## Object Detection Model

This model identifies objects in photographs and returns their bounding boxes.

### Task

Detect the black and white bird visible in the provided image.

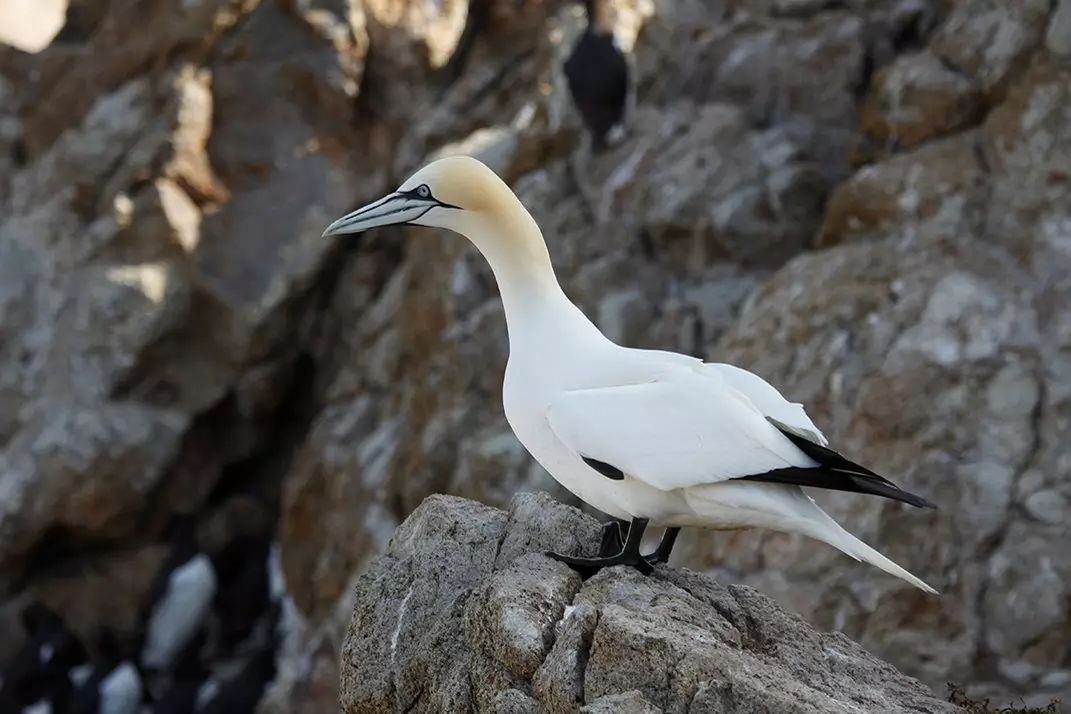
[321,155,940,593]
[0,603,86,712]
[137,518,218,674]
[563,0,631,152]
[146,636,209,714]
[64,631,142,714]
[207,533,272,657]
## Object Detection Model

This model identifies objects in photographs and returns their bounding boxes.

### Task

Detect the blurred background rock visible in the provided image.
[0,0,1069,711]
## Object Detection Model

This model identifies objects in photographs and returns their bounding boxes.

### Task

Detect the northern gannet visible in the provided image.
[563,0,631,151]
[322,155,939,593]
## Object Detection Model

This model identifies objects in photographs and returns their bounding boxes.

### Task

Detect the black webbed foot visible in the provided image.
[546,549,654,579]
[547,518,653,580]
[642,527,680,566]
[598,520,626,557]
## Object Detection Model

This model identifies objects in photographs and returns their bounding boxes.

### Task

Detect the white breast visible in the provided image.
[98,663,143,714]
[140,554,217,670]
[502,367,688,524]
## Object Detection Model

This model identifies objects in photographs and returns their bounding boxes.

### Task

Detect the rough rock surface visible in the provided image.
[340,492,959,714]
[1,0,1070,710]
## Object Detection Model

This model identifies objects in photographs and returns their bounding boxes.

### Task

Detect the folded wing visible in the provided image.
[546,363,937,508]
[701,363,829,446]
[545,367,815,492]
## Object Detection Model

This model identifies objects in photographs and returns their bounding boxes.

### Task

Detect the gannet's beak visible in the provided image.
[321,186,459,237]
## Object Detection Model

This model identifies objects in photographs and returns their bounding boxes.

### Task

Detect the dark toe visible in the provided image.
[545,551,605,581]
[598,521,626,557]
[631,558,654,576]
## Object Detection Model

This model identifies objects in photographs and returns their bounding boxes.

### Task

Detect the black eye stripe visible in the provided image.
[396,185,462,211]
[401,185,433,200]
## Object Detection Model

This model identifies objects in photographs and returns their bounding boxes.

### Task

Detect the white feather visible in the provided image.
[140,554,217,670]
[195,678,219,710]
[69,664,93,688]
[546,365,818,491]
[701,363,829,446]
[267,541,286,601]
[98,663,142,714]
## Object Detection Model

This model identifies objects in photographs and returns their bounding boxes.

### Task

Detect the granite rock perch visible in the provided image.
[339,492,958,714]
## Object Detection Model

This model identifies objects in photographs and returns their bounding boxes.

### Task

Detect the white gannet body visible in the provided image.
[322,155,938,594]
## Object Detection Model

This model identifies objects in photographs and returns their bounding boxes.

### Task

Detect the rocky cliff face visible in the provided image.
[1,0,1070,711]
[340,492,960,714]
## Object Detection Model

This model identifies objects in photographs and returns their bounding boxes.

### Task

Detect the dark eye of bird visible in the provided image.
[417,184,430,198]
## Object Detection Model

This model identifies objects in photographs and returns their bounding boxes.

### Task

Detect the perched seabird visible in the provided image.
[0,603,86,710]
[207,533,273,656]
[146,640,209,714]
[559,0,636,224]
[19,603,87,669]
[137,519,218,672]
[320,155,939,593]
[563,0,631,152]
[65,632,142,714]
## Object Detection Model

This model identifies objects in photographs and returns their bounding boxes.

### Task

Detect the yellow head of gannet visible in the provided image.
[322,155,559,311]
[322,155,532,240]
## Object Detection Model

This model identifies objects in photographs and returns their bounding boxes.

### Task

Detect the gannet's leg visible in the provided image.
[547,518,653,578]
[598,519,626,556]
[642,527,680,566]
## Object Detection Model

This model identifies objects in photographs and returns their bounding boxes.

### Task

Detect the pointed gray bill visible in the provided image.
[321,185,458,237]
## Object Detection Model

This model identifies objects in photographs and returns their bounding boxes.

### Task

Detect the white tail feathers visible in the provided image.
[685,482,939,594]
[816,521,937,594]
[792,495,938,594]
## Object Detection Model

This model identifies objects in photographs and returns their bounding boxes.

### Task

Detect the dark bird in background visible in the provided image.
[0,602,87,712]
[0,511,289,714]
[563,0,631,152]
[208,532,274,655]
[147,637,210,714]
[64,630,142,714]
[135,516,218,675]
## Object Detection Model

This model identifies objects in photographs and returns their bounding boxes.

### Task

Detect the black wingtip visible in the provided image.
[765,417,938,510]
[740,467,939,510]
[888,488,938,509]
[844,472,939,510]
[845,472,938,510]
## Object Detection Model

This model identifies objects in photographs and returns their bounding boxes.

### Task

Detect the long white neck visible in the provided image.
[444,204,608,355]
